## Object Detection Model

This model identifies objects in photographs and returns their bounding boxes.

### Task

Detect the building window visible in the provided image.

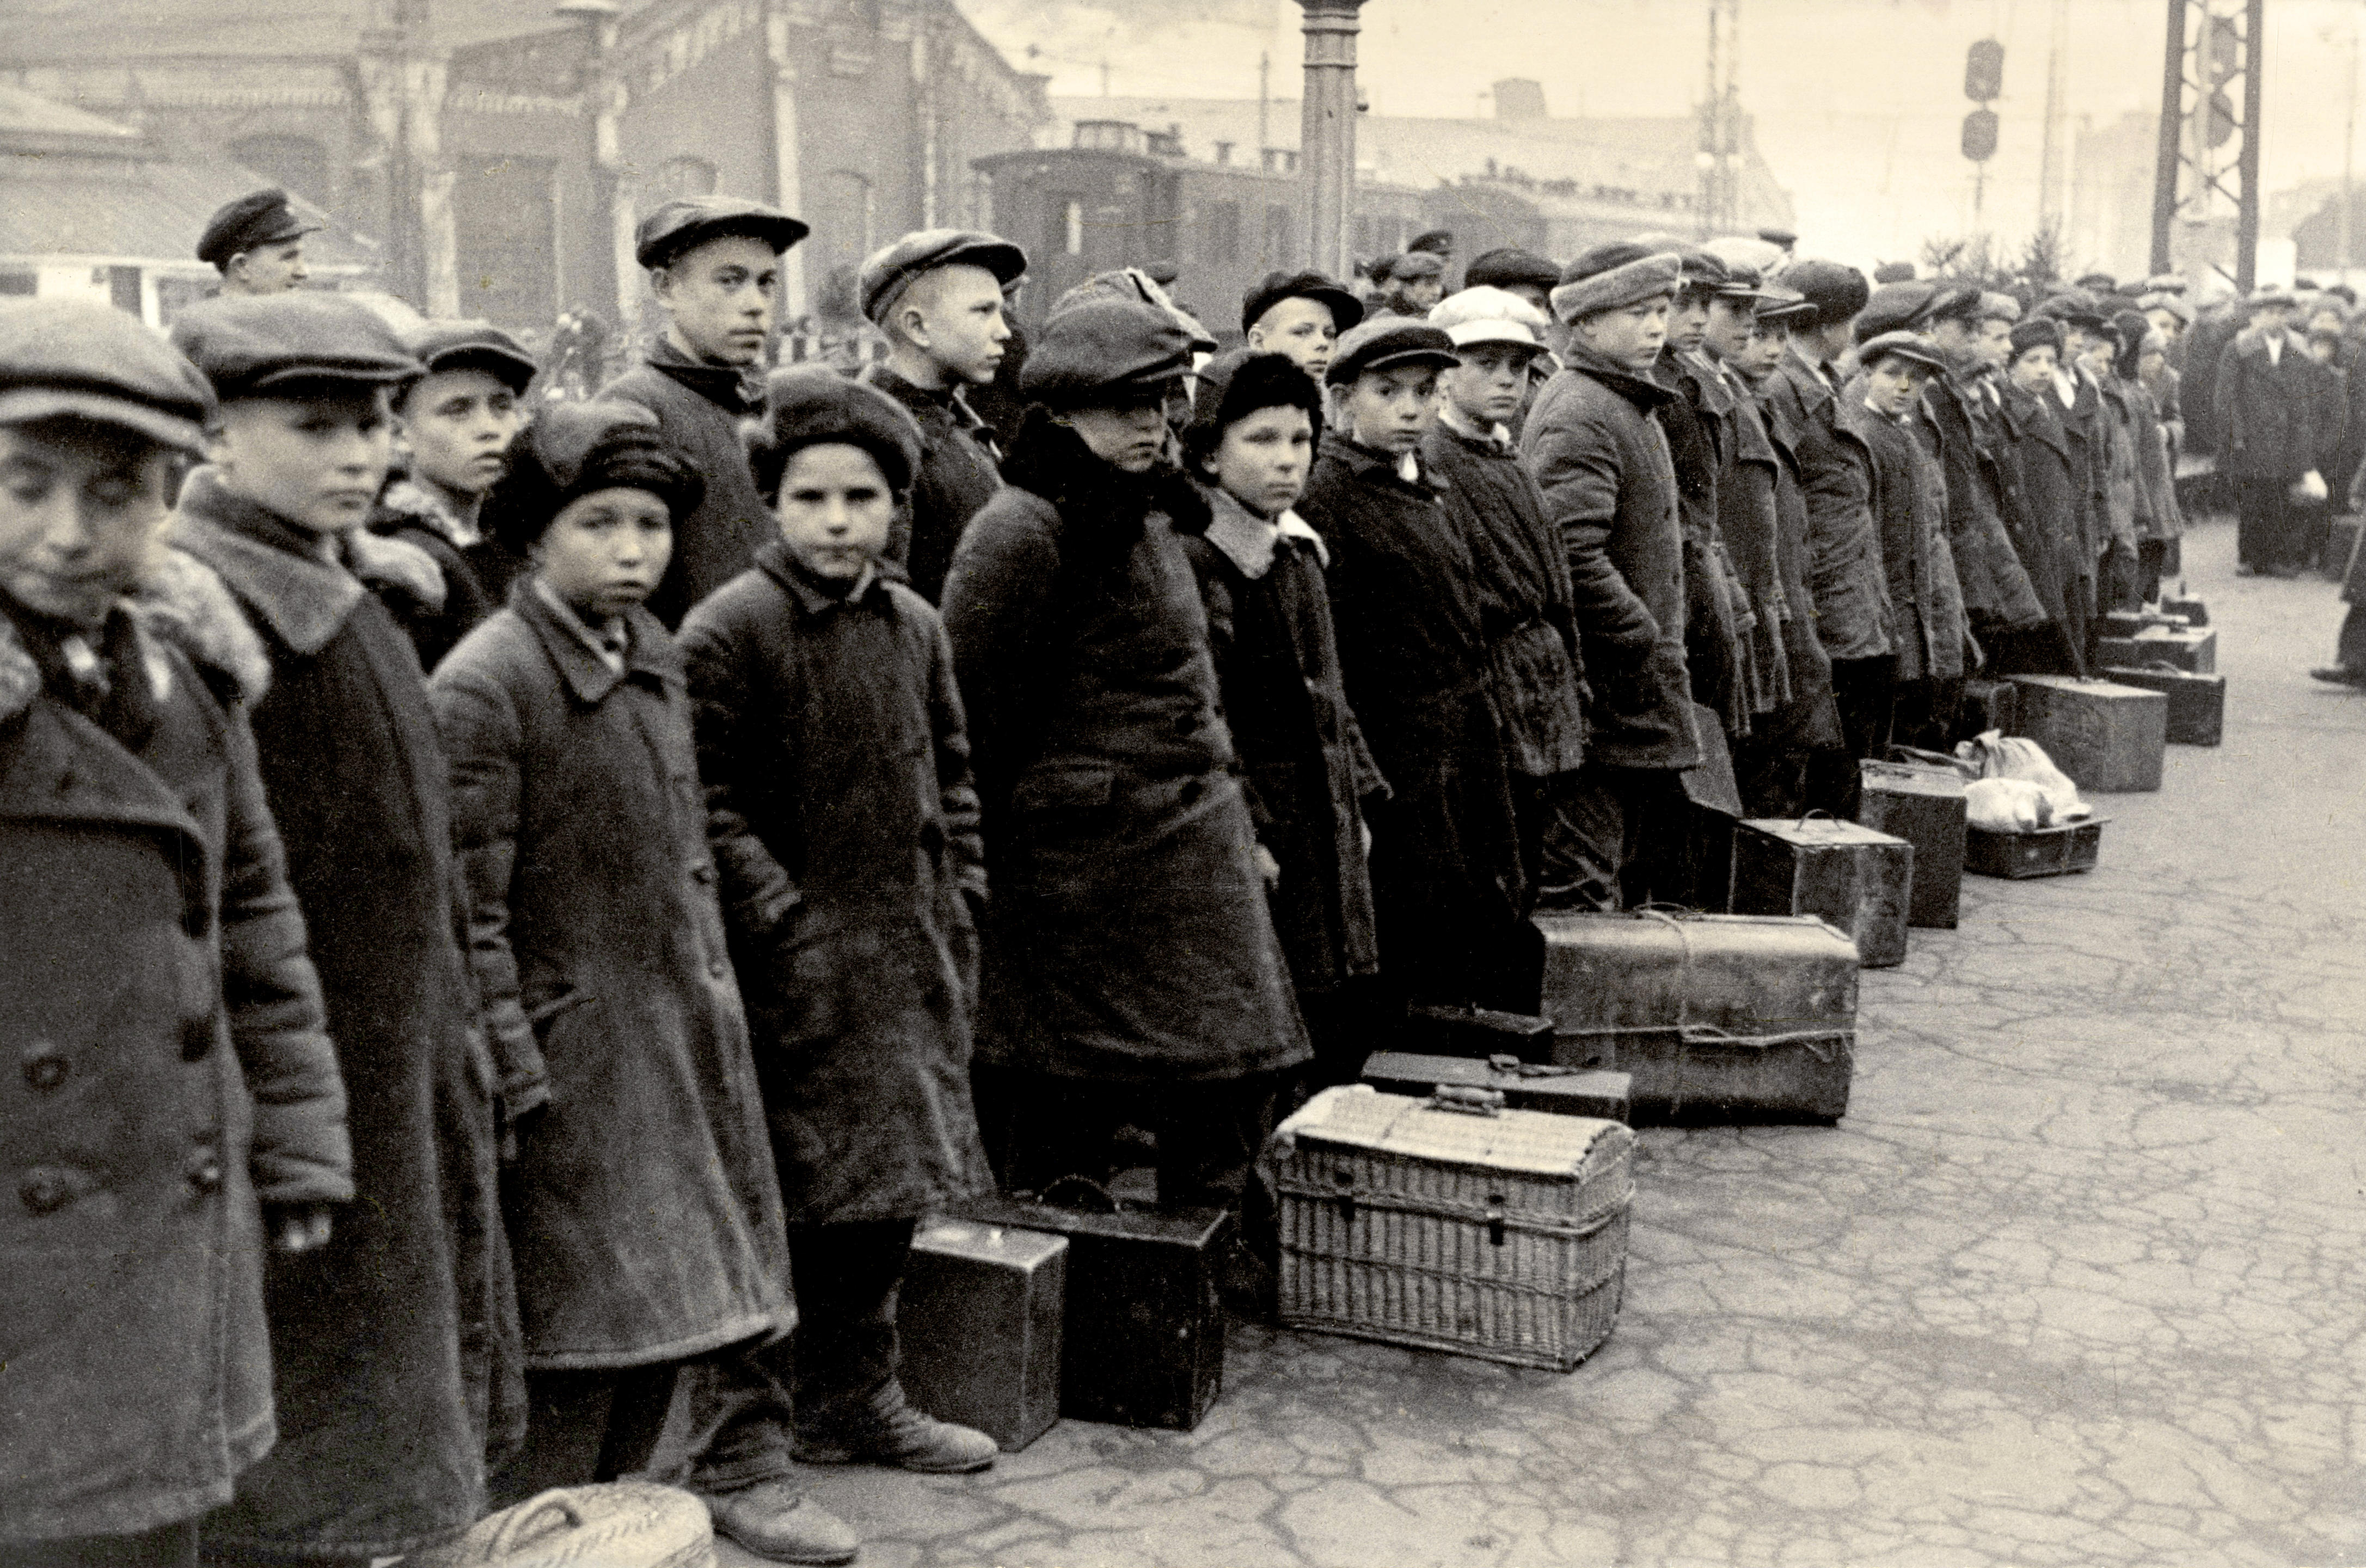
[227,135,330,207]
[0,270,34,297]
[654,156,719,199]
[1203,200,1240,264]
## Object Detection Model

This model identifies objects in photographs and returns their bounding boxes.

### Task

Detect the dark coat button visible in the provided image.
[21,1175,70,1215]
[22,1052,66,1091]
[182,1016,216,1062]
[1179,778,1204,806]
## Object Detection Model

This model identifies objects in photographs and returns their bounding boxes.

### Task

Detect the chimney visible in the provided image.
[1492,77,1547,121]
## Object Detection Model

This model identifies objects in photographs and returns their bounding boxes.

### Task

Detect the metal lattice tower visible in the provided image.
[2150,0,2266,291]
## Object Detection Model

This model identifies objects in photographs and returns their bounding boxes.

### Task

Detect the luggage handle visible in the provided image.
[1427,1084,1505,1116]
[485,1491,587,1559]
[1037,1173,1121,1214]
[1793,807,1840,830]
[1487,1052,1582,1079]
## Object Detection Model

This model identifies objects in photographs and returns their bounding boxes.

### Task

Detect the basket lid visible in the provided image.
[1275,1086,1629,1176]
[430,1481,713,1568]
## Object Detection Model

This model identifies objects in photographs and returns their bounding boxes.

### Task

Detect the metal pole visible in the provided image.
[2149,0,2186,276]
[1297,0,1366,282]
[2236,0,2263,292]
[2343,15,2357,281]
[2037,0,2070,236]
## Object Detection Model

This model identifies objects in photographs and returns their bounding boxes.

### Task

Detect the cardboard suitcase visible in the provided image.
[2093,624,2215,675]
[1855,759,1967,929]
[952,1189,1229,1431]
[900,1220,1066,1451]
[1536,911,1859,1122]
[2099,663,2225,746]
[1728,815,1913,967]
[1360,1051,1633,1122]
[2008,675,2168,793]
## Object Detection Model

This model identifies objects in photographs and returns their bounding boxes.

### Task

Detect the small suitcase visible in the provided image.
[2008,675,2168,793]
[2157,591,2209,627]
[2093,625,2215,675]
[1728,814,1913,967]
[1536,911,1859,1122]
[1964,818,2107,878]
[1402,1002,1556,1065]
[1361,1051,1633,1122]
[900,1220,1066,1451]
[1273,1086,1634,1371]
[1855,759,1967,929]
[952,1187,1229,1431]
[2099,663,2225,746]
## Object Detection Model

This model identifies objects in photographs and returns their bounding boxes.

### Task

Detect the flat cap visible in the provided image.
[1777,259,1871,328]
[635,196,808,271]
[2008,317,2063,358]
[1326,317,1459,385]
[1854,280,1938,342]
[1977,291,2022,324]
[1754,283,1815,322]
[1242,270,1364,336]
[2074,271,2119,293]
[403,319,538,392]
[196,187,318,268]
[1387,250,1447,282]
[2139,292,2195,324]
[1673,248,1730,292]
[1052,269,1218,353]
[1871,261,1919,285]
[1703,236,1786,278]
[1427,286,1549,350]
[1919,283,1984,327]
[1462,248,1561,294]
[2247,282,2294,307]
[1856,330,1948,376]
[170,292,420,402]
[1757,226,1799,249]
[1552,246,1683,324]
[1021,299,1194,403]
[0,299,215,454]
[748,365,923,494]
[859,229,1028,323]
[1709,260,1782,303]
[1408,230,1456,256]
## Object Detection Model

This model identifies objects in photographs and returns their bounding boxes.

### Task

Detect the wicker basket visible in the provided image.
[413,1483,713,1568]
[1272,1086,1634,1372]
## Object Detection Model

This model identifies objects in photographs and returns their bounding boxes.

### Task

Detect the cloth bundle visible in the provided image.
[1955,731,2091,829]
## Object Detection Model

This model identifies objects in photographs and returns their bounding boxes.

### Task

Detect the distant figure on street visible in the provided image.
[196,187,317,296]
[2215,286,2335,578]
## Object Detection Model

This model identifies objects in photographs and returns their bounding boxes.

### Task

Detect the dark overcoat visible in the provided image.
[683,544,996,1221]
[603,341,773,628]
[1754,385,1845,748]
[432,583,792,1361]
[1921,372,2049,628]
[168,470,517,1558]
[1997,383,2092,664]
[940,416,1307,1085]
[369,477,497,674]
[1707,360,1795,712]
[1657,348,1760,735]
[1837,395,1966,684]
[1421,413,1587,778]
[1175,486,1385,995]
[1764,348,1893,662]
[2120,375,2184,546]
[859,362,1004,604]
[0,566,347,1543]
[2054,370,2114,575]
[2212,329,2332,484]
[1521,345,1702,770]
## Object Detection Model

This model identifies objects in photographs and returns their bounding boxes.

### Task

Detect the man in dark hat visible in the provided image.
[1462,248,1561,320]
[854,228,1027,603]
[1241,270,1364,383]
[601,195,810,626]
[195,187,318,296]
[1376,249,1448,318]
[2214,285,2334,575]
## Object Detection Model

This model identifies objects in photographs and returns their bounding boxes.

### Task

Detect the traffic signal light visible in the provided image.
[1965,38,2004,102]
[1962,109,1999,163]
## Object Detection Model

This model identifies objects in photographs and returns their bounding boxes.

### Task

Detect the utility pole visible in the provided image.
[1296,0,1366,281]
[2037,0,2069,237]
[1258,50,1270,157]
[2148,0,2266,292]
[1695,0,1740,239]
[2344,15,2357,281]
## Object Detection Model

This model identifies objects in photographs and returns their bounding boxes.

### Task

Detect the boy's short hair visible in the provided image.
[169,293,419,404]
[743,367,923,500]
[481,400,704,557]
[1182,350,1321,469]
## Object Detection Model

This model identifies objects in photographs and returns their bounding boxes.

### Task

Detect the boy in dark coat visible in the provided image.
[1997,318,2092,676]
[0,301,349,1568]
[1300,317,1530,1016]
[602,196,810,626]
[372,320,536,671]
[1177,351,1386,1086]
[855,229,1026,602]
[164,293,519,1564]
[681,370,997,1563]
[431,404,794,1505]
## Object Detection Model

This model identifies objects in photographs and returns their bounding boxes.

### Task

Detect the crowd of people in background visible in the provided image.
[6,176,2362,1568]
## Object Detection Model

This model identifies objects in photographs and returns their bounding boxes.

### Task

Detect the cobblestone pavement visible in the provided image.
[723,517,2366,1568]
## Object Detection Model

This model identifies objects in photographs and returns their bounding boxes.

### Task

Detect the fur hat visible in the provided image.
[1183,350,1321,467]
[1551,247,1683,325]
[483,401,704,556]
[2008,317,2063,360]
[745,366,923,499]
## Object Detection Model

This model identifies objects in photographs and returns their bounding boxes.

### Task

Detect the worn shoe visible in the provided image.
[2309,665,2366,688]
[795,1405,998,1474]
[703,1480,859,1566]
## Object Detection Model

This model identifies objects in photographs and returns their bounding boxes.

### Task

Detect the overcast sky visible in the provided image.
[963,0,2366,267]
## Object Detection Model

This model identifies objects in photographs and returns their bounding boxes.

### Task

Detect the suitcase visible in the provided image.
[2093,625,2215,676]
[1964,818,2107,878]
[1273,1086,1633,1372]
[1959,676,2019,739]
[1402,1002,1556,1065]
[900,1219,1066,1451]
[1536,911,1859,1122]
[2008,675,2168,793]
[2099,663,2225,746]
[1728,815,1913,967]
[1360,1051,1633,1122]
[2157,591,2209,627]
[1855,759,1967,929]
[2100,609,2190,638]
[951,1187,1229,1431]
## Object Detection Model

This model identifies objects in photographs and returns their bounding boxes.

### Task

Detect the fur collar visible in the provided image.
[0,547,270,725]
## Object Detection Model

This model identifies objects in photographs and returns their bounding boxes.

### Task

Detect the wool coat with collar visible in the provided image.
[167,468,519,1559]
[1997,382,2093,668]
[1763,347,1894,663]
[2211,327,2335,484]
[1752,382,1845,749]
[859,361,1005,604]
[0,559,347,1545]
[1918,370,2050,629]
[1655,346,1761,738]
[941,415,1308,1086]
[2051,369,2113,578]
[1521,344,1703,771]
[683,542,995,1219]
[1421,411,1589,779]
[1175,483,1384,996]
[1298,432,1527,1007]
[432,581,791,1362]
[2115,374,2185,545]
[1705,353,1797,714]
[1837,393,1967,684]
[603,339,774,628]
